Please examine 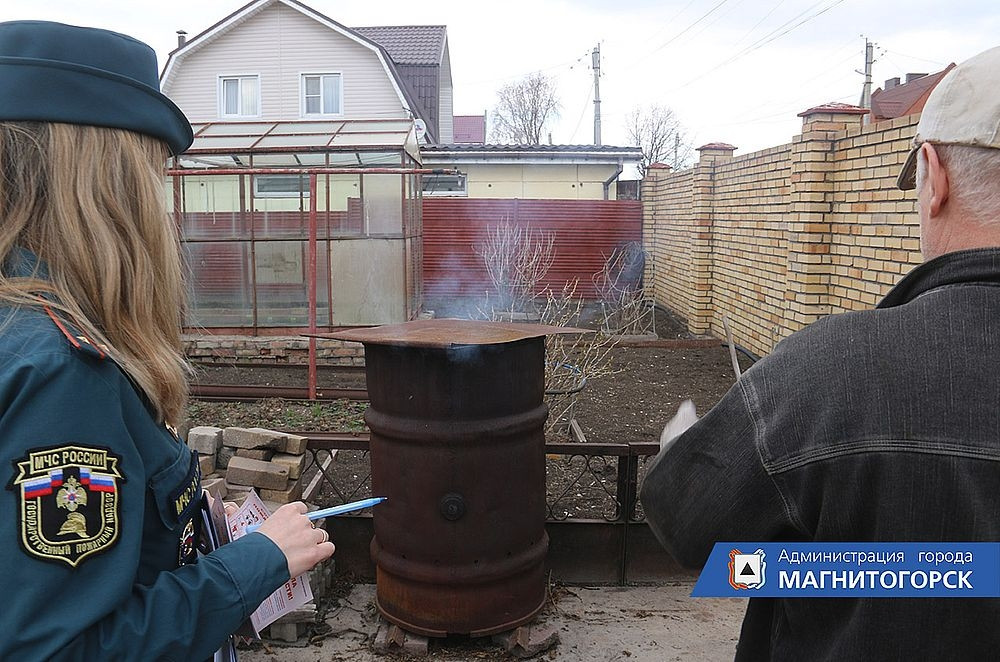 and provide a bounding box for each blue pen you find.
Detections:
[244,496,387,534]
